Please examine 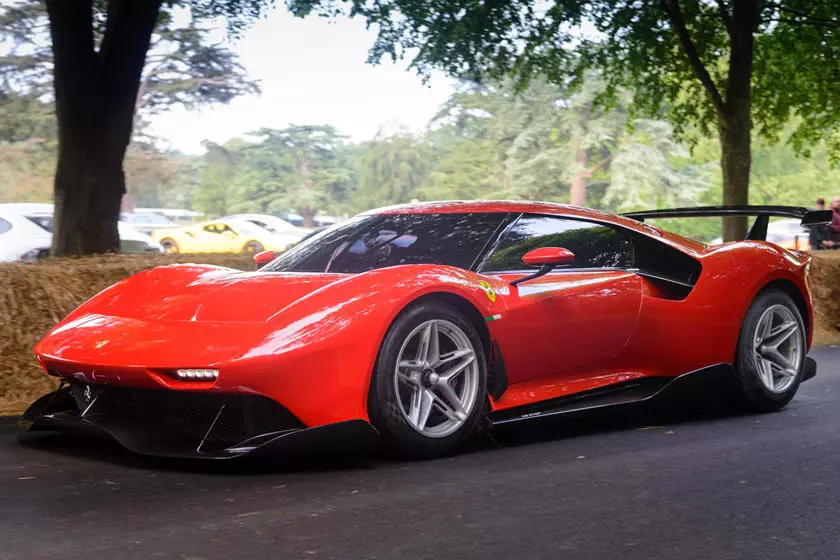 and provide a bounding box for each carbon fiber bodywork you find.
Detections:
[22,383,380,459]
